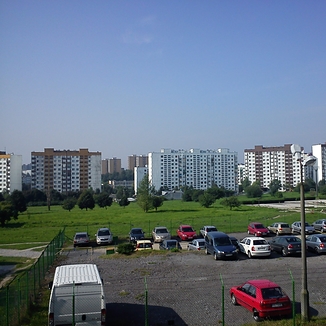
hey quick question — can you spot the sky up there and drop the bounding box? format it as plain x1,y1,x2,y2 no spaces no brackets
1,1,325,167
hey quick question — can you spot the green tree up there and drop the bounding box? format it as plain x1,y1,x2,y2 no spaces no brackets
220,196,241,210
119,195,130,208
241,177,251,190
77,190,95,210
137,175,155,212
192,189,205,202
245,183,263,198
10,190,27,217
0,201,15,227
62,198,77,212
152,196,164,211
206,185,225,199
269,179,282,196
96,192,113,209
182,186,193,202
198,192,215,208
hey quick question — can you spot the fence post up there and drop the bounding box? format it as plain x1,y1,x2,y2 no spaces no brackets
220,274,225,326
18,277,21,326
289,269,296,326
144,277,148,326
6,285,9,326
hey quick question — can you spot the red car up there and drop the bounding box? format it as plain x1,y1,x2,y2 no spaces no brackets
230,279,291,321
248,222,269,237
177,225,197,241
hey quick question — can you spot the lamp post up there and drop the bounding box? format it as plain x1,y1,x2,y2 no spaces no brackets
291,144,317,322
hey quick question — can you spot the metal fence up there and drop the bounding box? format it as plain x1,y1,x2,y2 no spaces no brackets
0,229,65,326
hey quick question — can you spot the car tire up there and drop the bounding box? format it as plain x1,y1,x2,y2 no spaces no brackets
205,248,209,255
214,253,218,260
247,230,250,234
276,231,280,236
231,294,238,306
253,309,261,322
254,233,258,237
247,251,252,258
282,248,288,257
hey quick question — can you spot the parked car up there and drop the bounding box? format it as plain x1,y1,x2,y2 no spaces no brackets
73,232,90,247
291,221,314,235
247,222,269,237
267,222,291,235
239,237,271,258
230,279,291,321
177,225,197,241
152,226,171,243
129,228,145,243
269,236,301,256
159,239,182,250
306,234,326,254
187,239,206,251
204,231,238,260
199,225,218,238
312,219,326,233
135,240,153,251
95,227,113,245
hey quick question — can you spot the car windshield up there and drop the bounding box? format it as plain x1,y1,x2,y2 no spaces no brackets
132,229,143,234
253,240,267,245
157,228,168,234
214,237,231,246
98,230,110,236
182,227,194,232
207,227,217,232
76,234,87,239
261,287,284,299
280,224,289,228
286,237,300,242
304,222,311,226
318,237,326,242
255,224,264,229
167,241,178,247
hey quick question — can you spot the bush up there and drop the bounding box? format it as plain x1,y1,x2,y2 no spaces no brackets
116,243,135,255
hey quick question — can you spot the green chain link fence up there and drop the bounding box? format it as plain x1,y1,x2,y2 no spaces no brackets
0,228,65,326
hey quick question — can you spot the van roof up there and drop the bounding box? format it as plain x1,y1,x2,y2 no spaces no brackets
206,231,228,237
53,264,102,286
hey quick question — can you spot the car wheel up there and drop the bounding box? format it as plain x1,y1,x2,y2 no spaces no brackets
314,247,319,254
231,294,238,305
214,253,218,260
282,248,288,257
254,233,258,237
205,248,209,255
248,251,252,258
247,230,250,234
253,309,261,321
276,231,280,236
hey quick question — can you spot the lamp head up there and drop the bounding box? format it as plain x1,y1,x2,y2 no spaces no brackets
304,155,317,167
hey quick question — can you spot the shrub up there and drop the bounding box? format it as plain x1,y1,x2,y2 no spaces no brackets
116,243,135,255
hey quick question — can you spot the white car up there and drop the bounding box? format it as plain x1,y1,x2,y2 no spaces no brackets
239,237,271,258
200,225,218,237
187,239,206,251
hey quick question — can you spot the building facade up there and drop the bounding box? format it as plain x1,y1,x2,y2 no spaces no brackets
0,152,22,193
244,144,315,190
128,155,148,170
148,148,238,192
31,148,101,193
134,166,148,195
312,142,326,185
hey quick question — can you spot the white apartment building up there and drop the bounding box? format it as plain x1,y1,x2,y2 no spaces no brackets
31,148,101,193
244,144,315,190
312,143,326,184
0,152,22,193
134,166,148,195
148,148,238,192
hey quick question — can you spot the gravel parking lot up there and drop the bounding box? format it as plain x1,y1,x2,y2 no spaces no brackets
54,232,326,326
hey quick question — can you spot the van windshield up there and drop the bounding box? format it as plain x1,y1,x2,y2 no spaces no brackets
214,237,231,246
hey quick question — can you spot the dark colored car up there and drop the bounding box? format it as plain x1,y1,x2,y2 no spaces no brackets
312,219,326,233
269,236,301,256
159,239,182,250
306,234,326,254
129,228,145,243
230,279,291,321
248,222,269,237
204,231,238,260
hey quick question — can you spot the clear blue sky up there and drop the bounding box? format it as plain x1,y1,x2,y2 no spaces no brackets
1,1,325,167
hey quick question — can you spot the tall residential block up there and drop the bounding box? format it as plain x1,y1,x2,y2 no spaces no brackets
148,148,238,192
0,152,22,193
312,142,326,184
128,155,148,170
244,144,313,190
31,148,101,193
134,166,148,195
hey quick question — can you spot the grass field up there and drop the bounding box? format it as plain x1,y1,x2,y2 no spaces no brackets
1,198,325,247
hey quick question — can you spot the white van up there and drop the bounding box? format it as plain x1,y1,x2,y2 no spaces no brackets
48,264,106,326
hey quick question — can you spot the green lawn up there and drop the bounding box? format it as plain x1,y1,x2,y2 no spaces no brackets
1,198,325,246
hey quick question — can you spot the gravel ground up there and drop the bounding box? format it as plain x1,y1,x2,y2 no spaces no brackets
52,232,326,326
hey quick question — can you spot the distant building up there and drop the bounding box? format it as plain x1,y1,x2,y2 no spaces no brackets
244,144,315,190
128,154,148,170
237,163,246,185
312,142,326,184
148,148,238,192
31,148,101,193
0,152,22,193
108,180,133,189
134,166,148,195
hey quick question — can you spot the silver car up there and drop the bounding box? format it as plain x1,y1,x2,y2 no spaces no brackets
291,221,314,235
152,226,171,243
268,222,291,235
95,227,113,245
306,234,326,254
187,239,206,251
312,219,326,233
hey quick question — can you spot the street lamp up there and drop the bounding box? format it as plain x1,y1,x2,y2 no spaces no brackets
291,144,317,322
